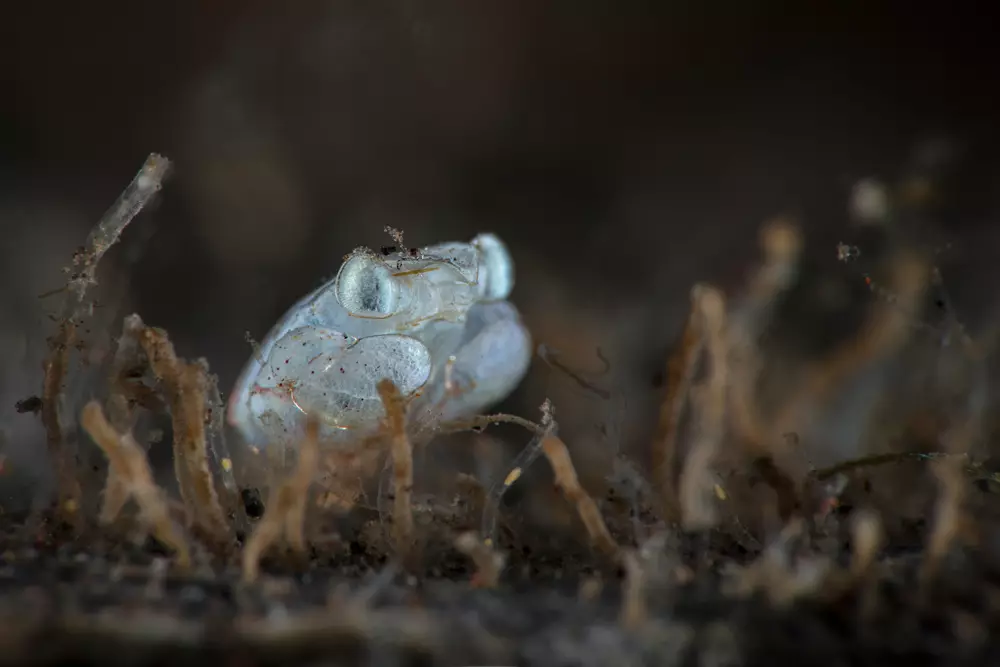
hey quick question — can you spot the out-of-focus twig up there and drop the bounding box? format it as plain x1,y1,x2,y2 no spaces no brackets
80,401,190,567
202,365,247,530
920,359,985,588
619,550,646,630
920,458,965,588
727,218,802,451
539,401,620,560
678,284,728,531
849,509,883,581
137,322,230,542
378,379,414,558
243,418,320,583
773,251,929,457
479,406,552,545
41,153,171,525
650,285,705,524
100,315,147,524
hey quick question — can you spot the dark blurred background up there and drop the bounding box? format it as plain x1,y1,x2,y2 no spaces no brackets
2,2,998,509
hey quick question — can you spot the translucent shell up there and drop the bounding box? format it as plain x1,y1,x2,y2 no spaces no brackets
227,232,531,464
246,327,432,444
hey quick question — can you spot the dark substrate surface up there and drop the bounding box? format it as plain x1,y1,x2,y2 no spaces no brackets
2,513,1000,667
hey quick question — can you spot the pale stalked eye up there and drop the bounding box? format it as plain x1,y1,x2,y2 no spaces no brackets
335,253,399,317
473,232,514,301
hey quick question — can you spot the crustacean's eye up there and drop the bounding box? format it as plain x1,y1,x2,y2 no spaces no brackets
335,253,399,317
473,233,515,301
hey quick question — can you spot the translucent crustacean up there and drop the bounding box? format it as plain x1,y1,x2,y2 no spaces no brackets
227,232,533,464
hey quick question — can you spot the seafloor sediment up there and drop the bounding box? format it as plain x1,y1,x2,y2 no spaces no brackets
1,511,998,667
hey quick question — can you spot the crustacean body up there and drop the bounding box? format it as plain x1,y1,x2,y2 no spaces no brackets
227,233,532,461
